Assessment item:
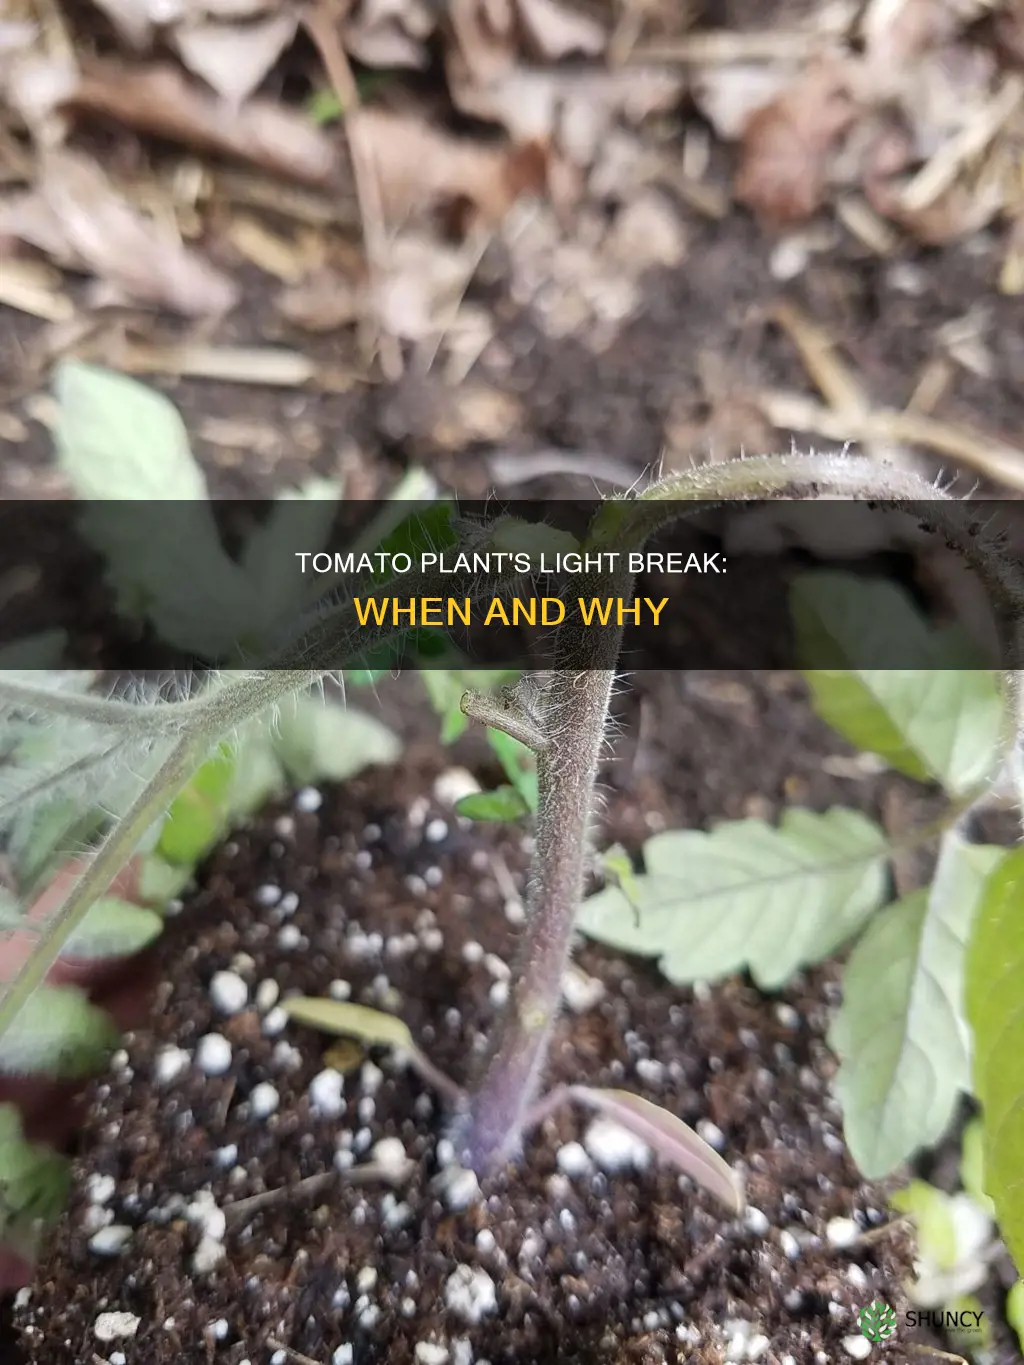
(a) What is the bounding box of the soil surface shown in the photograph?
[12,670,1019,1365]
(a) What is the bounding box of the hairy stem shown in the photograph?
[452,572,627,1173]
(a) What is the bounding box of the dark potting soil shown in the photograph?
[14,670,1016,1365]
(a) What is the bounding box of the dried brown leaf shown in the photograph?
[353,106,545,225]
[690,64,794,142]
[86,0,159,49]
[448,59,683,163]
[65,61,337,184]
[276,267,364,331]
[343,0,434,69]
[513,0,605,60]
[171,12,298,105]
[735,57,858,226]
[0,147,238,316]
[377,234,477,341]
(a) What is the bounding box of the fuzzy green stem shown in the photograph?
[452,569,628,1173]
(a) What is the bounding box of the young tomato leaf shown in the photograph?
[63,897,164,960]
[793,571,1005,795]
[0,985,119,1079]
[456,786,530,822]
[960,1117,996,1219]
[890,1180,961,1271]
[0,1105,71,1250]
[568,1087,744,1214]
[52,363,255,658]
[577,808,890,990]
[158,742,236,866]
[272,696,400,785]
[830,836,1005,1178]
[966,848,1024,1276]
[1008,1280,1024,1353]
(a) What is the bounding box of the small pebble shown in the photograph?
[295,787,322,813]
[555,1141,592,1178]
[842,1337,873,1360]
[193,1237,226,1274]
[371,1137,409,1178]
[154,1046,190,1085]
[415,1344,450,1365]
[255,978,280,1012]
[309,1068,346,1118]
[277,923,303,950]
[93,1311,140,1342]
[262,1006,288,1036]
[445,1265,497,1324]
[333,1348,354,1365]
[209,970,248,1016]
[249,1082,280,1118]
[88,1225,133,1257]
[86,1174,116,1206]
[826,1216,861,1248]
[583,1118,650,1174]
[195,1033,232,1077]
[562,967,605,1013]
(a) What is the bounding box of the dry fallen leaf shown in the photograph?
[690,64,795,142]
[276,266,365,331]
[447,59,683,164]
[65,61,337,184]
[513,0,605,60]
[352,106,546,226]
[735,57,858,226]
[377,233,481,341]
[0,147,238,316]
[604,190,686,270]
[171,12,298,106]
[343,0,435,69]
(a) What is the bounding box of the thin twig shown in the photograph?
[300,1,403,382]
[757,389,1024,492]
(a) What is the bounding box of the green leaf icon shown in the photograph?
[858,1299,898,1342]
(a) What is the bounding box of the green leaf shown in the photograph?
[960,1118,996,1218]
[831,836,1005,1177]
[272,695,400,786]
[53,362,207,500]
[158,742,236,865]
[793,572,1006,795]
[966,848,1024,1276]
[137,855,194,905]
[63,897,164,959]
[0,1104,71,1249]
[0,985,119,1078]
[891,1179,963,1273]
[455,786,530,822]
[486,729,538,812]
[1008,1280,1024,1352]
[281,998,414,1052]
[577,808,890,990]
[52,363,258,658]
[8,796,108,894]
[226,723,286,817]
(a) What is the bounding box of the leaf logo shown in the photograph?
[859,1299,898,1342]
